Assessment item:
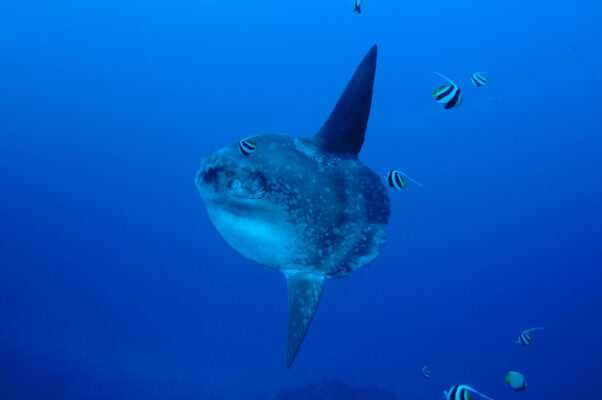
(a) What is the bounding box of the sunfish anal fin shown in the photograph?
[284,271,325,368]
[313,45,377,155]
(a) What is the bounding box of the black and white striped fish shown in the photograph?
[422,366,432,378]
[471,72,489,87]
[385,170,424,191]
[239,138,257,156]
[433,72,463,109]
[516,327,544,347]
[353,0,363,13]
[444,385,495,400]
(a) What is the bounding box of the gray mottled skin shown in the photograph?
[195,45,390,367]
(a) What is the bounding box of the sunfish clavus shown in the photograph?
[195,45,390,367]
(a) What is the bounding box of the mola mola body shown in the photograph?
[196,45,390,367]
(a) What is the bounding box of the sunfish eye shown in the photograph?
[228,172,267,200]
[229,179,242,191]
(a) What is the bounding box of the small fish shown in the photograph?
[516,327,544,346]
[433,72,463,109]
[471,72,489,87]
[353,0,363,13]
[239,138,257,156]
[505,371,527,391]
[422,366,432,378]
[443,385,495,400]
[385,170,424,191]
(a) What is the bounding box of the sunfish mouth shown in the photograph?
[196,153,267,201]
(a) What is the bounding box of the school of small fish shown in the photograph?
[350,6,544,398]
[419,327,543,398]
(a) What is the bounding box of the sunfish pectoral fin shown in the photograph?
[312,45,377,155]
[284,270,325,368]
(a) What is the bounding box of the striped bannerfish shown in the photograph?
[516,327,544,346]
[385,170,407,190]
[353,0,363,13]
[471,72,489,87]
[433,72,463,109]
[443,385,495,400]
[239,138,257,156]
[385,170,424,191]
[422,366,432,378]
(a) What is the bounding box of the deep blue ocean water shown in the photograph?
[1,0,601,398]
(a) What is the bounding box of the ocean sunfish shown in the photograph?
[195,45,390,367]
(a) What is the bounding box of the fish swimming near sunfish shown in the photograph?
[443,385,495,400]
[196,46,390,368]
[353,0,363,13]
[471,72,489,87]
[422,366,432,378]
[385,170,424,191]
[239,138,257,156]
[517,327,544,346]
[505,371,527,391]
[433,72,463,109]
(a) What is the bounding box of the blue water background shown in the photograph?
[1,0,601,398]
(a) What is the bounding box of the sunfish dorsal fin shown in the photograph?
[284,271,325,367]
[313,45,377,155]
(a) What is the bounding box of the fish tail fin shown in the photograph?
[354,5,361,13]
